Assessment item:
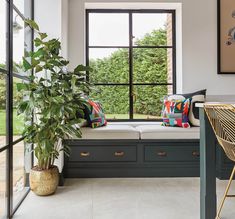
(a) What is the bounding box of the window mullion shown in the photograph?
[172,11,177,94]
[6,0,14,217]
[129,12,133,120]
[86,10,89,82]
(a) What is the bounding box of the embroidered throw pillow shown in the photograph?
[162,98,192,128]
[83,99,107,128]
[167,89,206,126]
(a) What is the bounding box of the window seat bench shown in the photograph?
[64,122,230,179]
[80,122,200,140]
[64,122,203,178]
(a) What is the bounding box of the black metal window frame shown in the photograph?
[86,9,176,121]
[0,0,34,218]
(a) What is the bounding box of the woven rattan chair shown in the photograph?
[204,104,235,219]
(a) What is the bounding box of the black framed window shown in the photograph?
[86,9,176,120]
[0,0,34,218]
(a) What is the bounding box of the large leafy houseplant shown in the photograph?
[17,19,91,194]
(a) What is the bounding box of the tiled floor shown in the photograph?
[13,178,235,219]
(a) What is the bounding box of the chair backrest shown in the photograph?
[204,104,235,162]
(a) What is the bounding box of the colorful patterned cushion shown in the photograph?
[167,89,206,126]
[83,99,107,128]
[162,98,192,128]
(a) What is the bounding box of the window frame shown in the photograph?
[0,0,34,218]
[86,9,176,121]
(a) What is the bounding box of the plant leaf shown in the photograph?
[34,38,42,47]
[39,32,47,40]
[74,65,92,73]
[17,101,29,114]
[22,57,31,71]
[35,65,43,73]
[16,83,29,92]
[25,19,39,31]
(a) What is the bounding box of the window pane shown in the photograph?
[133,13,173,46]
[13,0,24,14]
[89,48,129,83]
[90,85,129,119]
[0,150,7,218]
[89,13,129,46]
[0,73,6,148]
[13,9,27,139]
[133,48,173,83]
[13,141,28,208]
[13,10,25,73]
[13,77,24,138]
[133,85,173,119]
[0,1,6,68]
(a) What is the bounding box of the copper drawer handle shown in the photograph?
[114,151,125,157]
[192,151,200,157]
[80,152,90,157]
[157,151,167,157]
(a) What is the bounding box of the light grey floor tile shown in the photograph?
[13,178,235,219]
[92,178,141,219]
[14,179,93,219]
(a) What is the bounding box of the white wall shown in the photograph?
[61,0,69,59]
[68,0,235,95]
[34,0,69,58]
[34,0,61,39]
[34,0,69,172]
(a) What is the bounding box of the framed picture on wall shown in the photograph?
[218,0,235,74]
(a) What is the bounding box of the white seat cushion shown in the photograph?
[81,125,140,139]
[108,122,162,128]
[136,125,200,139]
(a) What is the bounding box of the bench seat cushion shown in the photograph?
[107,122,162,127]
[81,124,140,139]
[135,125,199,139]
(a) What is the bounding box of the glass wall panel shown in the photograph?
[13,9,24,73]
[13,0,24,15]
[0,73,6,148]
[0,150,7,218]
[13,140,27,209]
[0,0,33,217]
[13,77,24,139]
[0,1,6,68]
[12,7,26,141]
[90,85,129,119]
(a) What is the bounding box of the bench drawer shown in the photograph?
[69,145,137,162]
[145,145,200,162]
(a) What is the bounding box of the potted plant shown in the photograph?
[17,19,91,196]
